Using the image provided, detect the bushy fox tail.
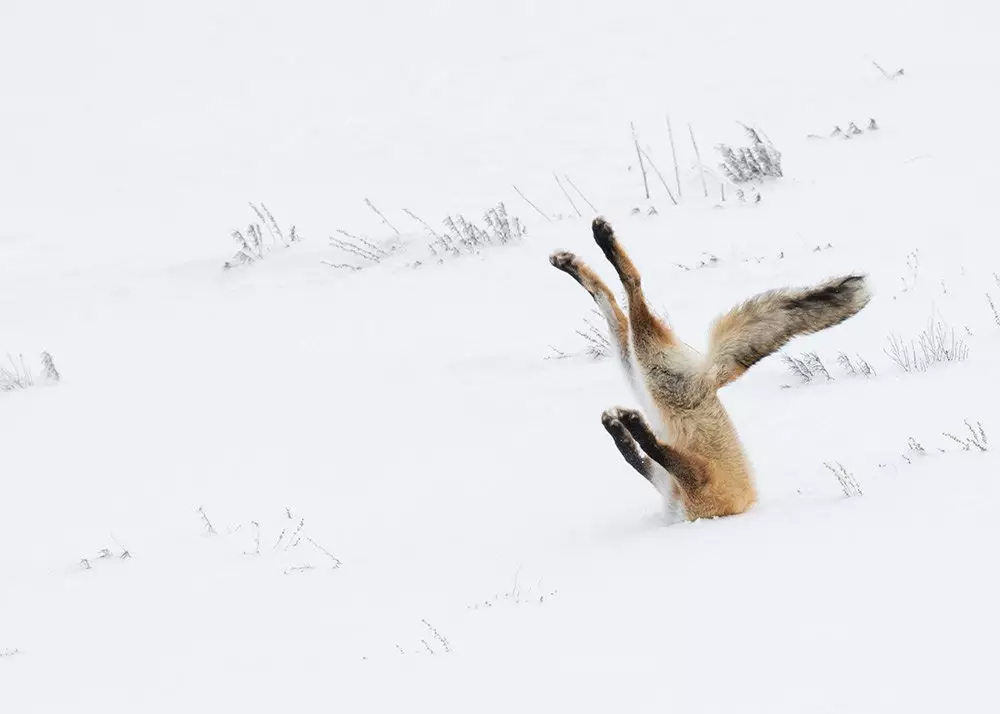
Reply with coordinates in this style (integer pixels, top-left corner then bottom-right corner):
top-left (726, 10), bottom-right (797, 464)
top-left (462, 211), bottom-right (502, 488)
top-left (707, 274), bottom-right (871, 388)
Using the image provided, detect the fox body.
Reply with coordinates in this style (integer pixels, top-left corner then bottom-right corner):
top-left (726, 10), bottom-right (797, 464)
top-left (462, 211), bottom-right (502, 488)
top-left (550, 218), bottom-right (871, 521)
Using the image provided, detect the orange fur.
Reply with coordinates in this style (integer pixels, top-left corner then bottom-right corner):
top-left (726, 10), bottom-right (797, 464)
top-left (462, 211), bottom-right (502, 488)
top-left (550, 218), bottom-right (871, 521)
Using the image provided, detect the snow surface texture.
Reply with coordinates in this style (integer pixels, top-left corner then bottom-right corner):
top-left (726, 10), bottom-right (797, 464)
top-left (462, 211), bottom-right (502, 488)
top-left (3, 0), bottom-right (1000, 712)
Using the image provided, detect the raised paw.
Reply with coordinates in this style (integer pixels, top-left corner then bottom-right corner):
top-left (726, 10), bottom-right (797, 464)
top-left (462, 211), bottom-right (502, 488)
top-left (613, 408), bottom-right (650, 435)
top-left (601, 407), bottom-right (637, 430)
top-left (592, 217), bottom-right (617, 260)
top-left (614, 408), bottom-right (663, 456)
top-left (601, 408), bottom-right (622, 431)
top-left (601, 412), bottom-right (631, 443)
top-left (549, 250), bottom-right (581, 275)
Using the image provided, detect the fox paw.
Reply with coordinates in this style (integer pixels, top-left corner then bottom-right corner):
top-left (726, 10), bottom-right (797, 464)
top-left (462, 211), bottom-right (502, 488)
top-left (549, 251), bottom-right (581, 274)
top-left (601, 408), bottom-right (621, 428)
top-left (601, 408), bottom-right (629, 437)
top-left (602, 407), bottom-right (639, 427)
top-left (592, 216), bottom-right (617, 257)
top-left (605, 407), bottom-right (647, 435)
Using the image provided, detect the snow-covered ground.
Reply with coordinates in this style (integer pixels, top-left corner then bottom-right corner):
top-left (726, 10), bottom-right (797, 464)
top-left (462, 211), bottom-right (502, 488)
top-left (3, 1), bottom-right (1000, 711)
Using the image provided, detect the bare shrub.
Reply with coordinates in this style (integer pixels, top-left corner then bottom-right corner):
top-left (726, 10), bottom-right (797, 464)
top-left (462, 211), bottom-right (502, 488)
top-left (39, 352), bottom-right (60, 382)
top-left (837, 352), bottom-right (876, 378)
top-left (203, 507), bottom-right (343, 575)
top-left (1, 352), bottom-right (61, 393)
top-left (576, 312), bottom-right (611, 359)
top-left (987, 293), bottom-right (1000, 327)
top-left (0, 354), bottom-right (33, 392)
top-left (546, 310), bottom-right (612, 362)
top-left (328, 201), bottom-right (525, 271)
top-left (197, 506), bottom-right (217, 535)
top-left (324, 229), bottom-right (398, 270)
top-left (885, 318), bottom-right (969, 373)
top-left (716, 124), bottom-right (782, 184)
top-left (782, 352), bottom-right (833, 384)
top-left (943, 420), bottom-right (989, 452)
top-left (79, 537), bottom-right (131, 570)
top-left (224, 203), bottom-right (301, 270)
top-left (435, 202), bottom-right (523, 258)
top-left (824, 462), bottom-right (863, 497)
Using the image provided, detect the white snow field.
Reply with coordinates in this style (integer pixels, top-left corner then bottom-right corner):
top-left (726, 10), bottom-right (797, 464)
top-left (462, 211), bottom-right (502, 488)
top-left (3, 0), bottom-right (1000, 711)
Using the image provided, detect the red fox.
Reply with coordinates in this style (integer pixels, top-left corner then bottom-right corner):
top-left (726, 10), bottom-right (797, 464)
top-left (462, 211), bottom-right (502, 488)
top-left (550, 217), bottom-right (871, 521)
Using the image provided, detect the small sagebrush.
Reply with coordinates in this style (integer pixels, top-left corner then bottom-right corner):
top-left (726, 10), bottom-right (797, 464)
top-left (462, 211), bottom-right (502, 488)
top-left (782, 352), bottom-right (833, 384)
top-left (716, 124), bottom-right (783, 184)
top-left (576, 311), bottom-right (611, 360)
top-left (943, 420), bottom-right (989, 452)
top-left (824, 461), bottom-right (863, 498)
top-left (324, 229), bottom-right (399, 270)
top-left (327, 202), bottom-right (525, 271)
top-left (0, 352), bottom-right (60, 392)
top-left (0, 354), bottom-right (33, 392)
top-left (40, 351), bottom-right (60, 382)
top-left (885, 318), bottom-right (969, 373)
top-left (431, 202), bottom-right (524, 260)
top-left (837, 352), bottom-right (876, 378)
top-left (987, 293), bottom-right (1000, 327)
top-left (545, 310), bottom-right (612, 362)
top-left (224, 202), bottom-right (301, 270)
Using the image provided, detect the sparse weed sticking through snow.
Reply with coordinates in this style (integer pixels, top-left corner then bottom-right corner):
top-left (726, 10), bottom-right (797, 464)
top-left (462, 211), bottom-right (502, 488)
top-left (0, 352), bottom-right (60, 393)
top-left (987, 294), bottom-right (1000, 327)
top-left (0, 354), bottom-right (33, 391)
top-left (808, 117), bottom-right (880, 140)
top-left (421, 619), bottom-right (452, 653)
top-left (884, 318), bottom-right (969, 373)
top-left (197, 506), bottom-right (218, 535)
top-left (837, 352), bottom-right (876, 378)
top-left (872, 60), bottom-right (905, 80)
top-left (79, 538), bottom-right (131, 570)
top-left (576, 310), bottom-right (611, 360)
top-left (1, 649), bottom-right (21, 658)
top-left (224, 203), bottom-right (301, 270)
top-left (39, 352), bottom-right (60, 382)
top-left (327, 202), bottom-right (525, 271)
top-left (244, 521), bottom-right (261, 556)
top-left (900, 421), bottom-right (988, 463)
top-left (203, 508), bottom-right (343, 573)
top-left (716, 124), bottom-right (782, 184)
top-left (437, 202), bottom-right (524, 258)
top-left (782, 352), bottom-right (834, 384)
top-left (306, 537), bottom-right (344, 569)
top-left (824, 462), bottom-right (863, 498)
top-left (900, 250), bottom-right (920, 292)
top-left (395, 620), bottom-right (454, 657)
top-left (902, 437), bottom-right (927, 464)
top-left (468, 575), bottom-right (558, 610)
top-left (546, 309), bottom-right (612, 361)
top-left (943, 420), bottom-right (989, 452)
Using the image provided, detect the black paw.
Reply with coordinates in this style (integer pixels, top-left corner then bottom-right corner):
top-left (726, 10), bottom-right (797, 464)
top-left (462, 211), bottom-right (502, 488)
top-left (615, 408), bottom-right (648, 435)
top-left (601, 410), bottom-right (627, 437)
top-left (592, 217), bottom-right (617, 261)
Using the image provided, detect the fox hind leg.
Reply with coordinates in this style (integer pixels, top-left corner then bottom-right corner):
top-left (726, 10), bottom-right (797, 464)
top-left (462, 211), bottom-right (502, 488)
top-left (606, 407), bottom-right (709, 495)
top-left (601, 409), bottom-right (677, 500)
top-left (590, 217), bottom-right (677, 358)
top-left (590, 218), bottom-right (708, 411)
top-left (601, 409), bottom-right (654, 479)
top-left (549, 250), bottom-right (637, 389)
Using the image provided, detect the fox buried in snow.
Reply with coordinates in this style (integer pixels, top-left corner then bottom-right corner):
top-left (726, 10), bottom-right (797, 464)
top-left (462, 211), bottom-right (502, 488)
top-left (550, 218), bottom-right (871, 521)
